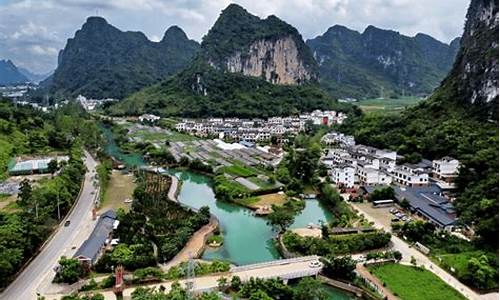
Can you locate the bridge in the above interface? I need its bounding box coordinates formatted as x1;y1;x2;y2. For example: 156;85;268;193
83;256;322;300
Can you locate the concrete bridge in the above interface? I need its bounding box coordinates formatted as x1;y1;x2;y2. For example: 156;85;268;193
85;256;323;300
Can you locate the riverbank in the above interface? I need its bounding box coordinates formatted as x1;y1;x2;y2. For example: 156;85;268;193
162;173;220;270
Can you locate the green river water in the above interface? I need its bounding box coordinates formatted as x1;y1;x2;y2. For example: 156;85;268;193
102;125;356;299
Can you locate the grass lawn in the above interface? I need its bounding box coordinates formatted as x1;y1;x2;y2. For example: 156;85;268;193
99;171;136;213
368;263;466;300
355;96;423;113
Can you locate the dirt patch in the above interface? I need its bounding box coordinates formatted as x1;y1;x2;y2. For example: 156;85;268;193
248;192;287;209
99;171;136;212
291;228;322;238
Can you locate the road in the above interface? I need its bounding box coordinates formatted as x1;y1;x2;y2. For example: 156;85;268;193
0;151;99;300
48;256;323;300
350;201;499;300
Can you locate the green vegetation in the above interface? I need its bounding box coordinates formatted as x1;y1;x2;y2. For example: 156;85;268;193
220;164;257;178
54;257;87;284
369;186;395;201
109;60;357;118
232;276;327;300
283;230;391;256
94;178;210;272
0;101;94;287
212;174;250;201
41;17;199;100
131;283;221;300
354;97;423;113
392;221;498;290
267;199;305;232
368;263;467;300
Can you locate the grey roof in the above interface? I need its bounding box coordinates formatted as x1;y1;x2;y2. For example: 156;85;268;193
393;186;456;227
74;210;116;264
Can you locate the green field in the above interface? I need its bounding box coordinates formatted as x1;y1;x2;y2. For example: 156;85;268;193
355;96;423;113
368;263;466;300
221;164;258;178
129;127;197;143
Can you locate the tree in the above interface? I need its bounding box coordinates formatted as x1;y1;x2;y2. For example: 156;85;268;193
321;255;356;281
231;276;242;291
393;250;403;262
249;290;273;300
370;187;394;201
48;159;59;175
319;183;342;208
17;179;32;208
267;206;294;232
292;277;327;300
217;276;228;291
465;255;497;289
410;256;417;267
54;256;86;284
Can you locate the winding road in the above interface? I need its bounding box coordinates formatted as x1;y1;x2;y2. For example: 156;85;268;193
0;151;99;300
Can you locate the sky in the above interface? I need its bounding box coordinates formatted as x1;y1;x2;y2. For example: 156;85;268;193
0;0;470;74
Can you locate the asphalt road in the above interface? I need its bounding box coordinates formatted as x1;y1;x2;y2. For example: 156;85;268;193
0;151;98;300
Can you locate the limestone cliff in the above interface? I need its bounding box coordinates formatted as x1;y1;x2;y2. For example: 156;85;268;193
222;35;314;84
201;4;318;85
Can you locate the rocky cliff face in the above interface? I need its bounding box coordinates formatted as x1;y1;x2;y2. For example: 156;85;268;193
201;4;317;85
223;35;313;84
442;0;498;116
46;17;199;99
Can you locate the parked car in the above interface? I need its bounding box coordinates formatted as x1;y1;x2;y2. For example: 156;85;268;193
308;260;323;268
64;220;71;227
389;208;398;214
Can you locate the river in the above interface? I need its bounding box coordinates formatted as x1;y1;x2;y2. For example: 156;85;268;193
102;125;357;299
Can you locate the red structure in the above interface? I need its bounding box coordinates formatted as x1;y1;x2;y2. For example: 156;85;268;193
113;265;124;298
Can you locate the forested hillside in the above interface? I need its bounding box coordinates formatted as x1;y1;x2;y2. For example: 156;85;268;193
41;17;199;100
307;25;459;99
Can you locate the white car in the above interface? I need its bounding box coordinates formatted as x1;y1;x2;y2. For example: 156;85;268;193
308;260;323;268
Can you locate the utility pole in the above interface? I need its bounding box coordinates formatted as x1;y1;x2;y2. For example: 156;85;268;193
186;252;195;299
57;186;61;221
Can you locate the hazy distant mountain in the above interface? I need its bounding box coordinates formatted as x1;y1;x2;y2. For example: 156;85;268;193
47;16;200;99
18;67;52;83
0;59;29;85
109;4;355;118
307;25;460;99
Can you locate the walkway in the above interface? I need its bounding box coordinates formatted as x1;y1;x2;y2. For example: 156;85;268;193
349;200;499;300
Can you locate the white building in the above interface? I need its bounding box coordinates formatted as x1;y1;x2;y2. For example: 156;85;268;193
432;157;460;182
331;165;355;188
392;164;429;187
356;164;392;186
138;114;160;123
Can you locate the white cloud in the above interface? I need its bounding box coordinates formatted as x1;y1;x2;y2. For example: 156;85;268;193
0;0;470;73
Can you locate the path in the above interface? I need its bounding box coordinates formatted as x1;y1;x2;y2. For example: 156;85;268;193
349;201;498;300
161;174;219;270
0;151;99;300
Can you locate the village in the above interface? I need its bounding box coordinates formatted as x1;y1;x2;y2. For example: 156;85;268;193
321;131;461;231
